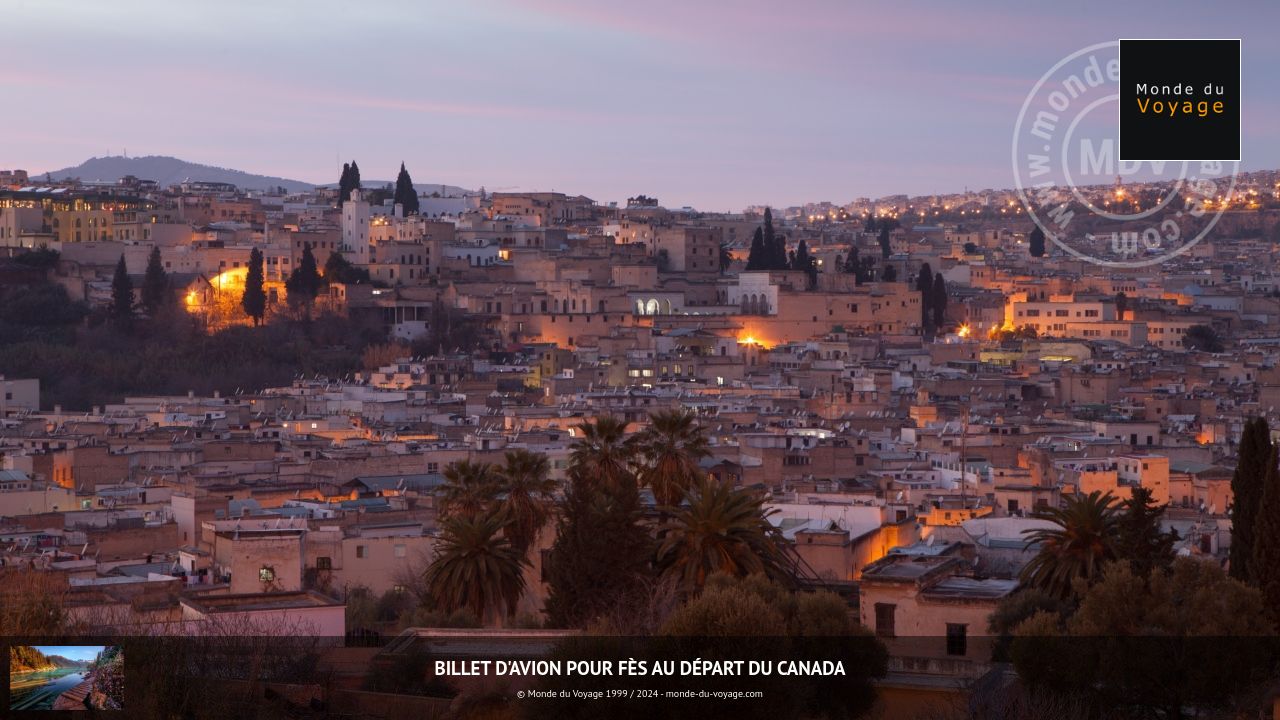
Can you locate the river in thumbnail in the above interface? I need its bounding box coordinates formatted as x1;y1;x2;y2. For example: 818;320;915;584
9;668;85;711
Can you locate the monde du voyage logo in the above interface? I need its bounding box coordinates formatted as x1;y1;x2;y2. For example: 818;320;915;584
1012;39;1241;267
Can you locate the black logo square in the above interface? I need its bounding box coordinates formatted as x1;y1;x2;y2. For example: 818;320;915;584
1119;39;1240;161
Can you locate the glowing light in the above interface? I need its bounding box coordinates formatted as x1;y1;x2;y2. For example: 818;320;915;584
957;324;972;338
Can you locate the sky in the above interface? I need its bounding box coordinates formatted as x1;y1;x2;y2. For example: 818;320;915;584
3;0;1277;210
32;645;106;663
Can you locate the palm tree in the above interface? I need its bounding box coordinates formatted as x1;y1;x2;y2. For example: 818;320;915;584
425;510;528;622
568;416;637;496
656;477;788;593
636;409;710;507
438;460;499;519
495;448;557;554
1020;490;1121;599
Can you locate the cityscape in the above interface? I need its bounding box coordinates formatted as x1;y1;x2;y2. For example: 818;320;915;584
4;2;1280;719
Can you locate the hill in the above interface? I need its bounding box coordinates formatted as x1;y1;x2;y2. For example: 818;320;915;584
10;646;91;673
42;156;314;193
42;155;473;196
45;654;90;668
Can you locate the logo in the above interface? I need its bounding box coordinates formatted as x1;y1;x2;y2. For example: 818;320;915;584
1119;39;1241;162
1012;41;1240;267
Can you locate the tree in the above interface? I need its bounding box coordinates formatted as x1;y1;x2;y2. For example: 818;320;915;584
495;449;557;555
424;510;528;622
1029;225;1046;257
931;273;948;328
745;227;766;271
1183;324;1224;352
635;409;709;508
1020;491;1120;599
878;225;891;259
1114;291;1128;318
338;160;362;203
141;246;169;314
718;243;733;273
916;263;934;330
790;238;817;288
763;207;786;270
1114;486;1177;578
656;478;789;594
915;263;933;293
1230;416;1271;582
963;241;978;254
109;254;133;322
393;162;420;215
438;460;500;520
881;263;897;282
241;247;266;326
1253;443;1280;617
544;471;653;628
323;250;371;285
655;574;888;720
338;163;351;203
1011;560;1275;719
567;416;637;496
285;242;323;306
12;245;59;269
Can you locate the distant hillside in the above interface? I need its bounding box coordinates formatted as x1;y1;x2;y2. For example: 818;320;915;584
42;155;473;196
45;654;89;668
43;156;314;193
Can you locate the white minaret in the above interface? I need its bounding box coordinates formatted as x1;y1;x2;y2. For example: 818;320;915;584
342;188;372;265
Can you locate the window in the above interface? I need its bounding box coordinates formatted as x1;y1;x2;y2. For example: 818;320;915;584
259;566;276;583
356;545;366;559
946;623;968;656
316;556;332;570
874;603;896;638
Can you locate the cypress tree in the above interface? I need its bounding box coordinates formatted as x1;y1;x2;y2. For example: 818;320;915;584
338;162;352;203
1254;443;1280;617
1116;486;1177;578
917;263;934;330
141;245;169;314
932;274;948;327
882;263;898;282
349;160;361;195
393;162;420;215
1029;226;1046;257
791;239;809;271
544;475;653;628
242;247;266;326
774;235;790;270
1231;416;1272;582
844;247;859;274
763;208;784;270
109;254;133;322
285;242;323;306
746;227;765;271
878;225;891;259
